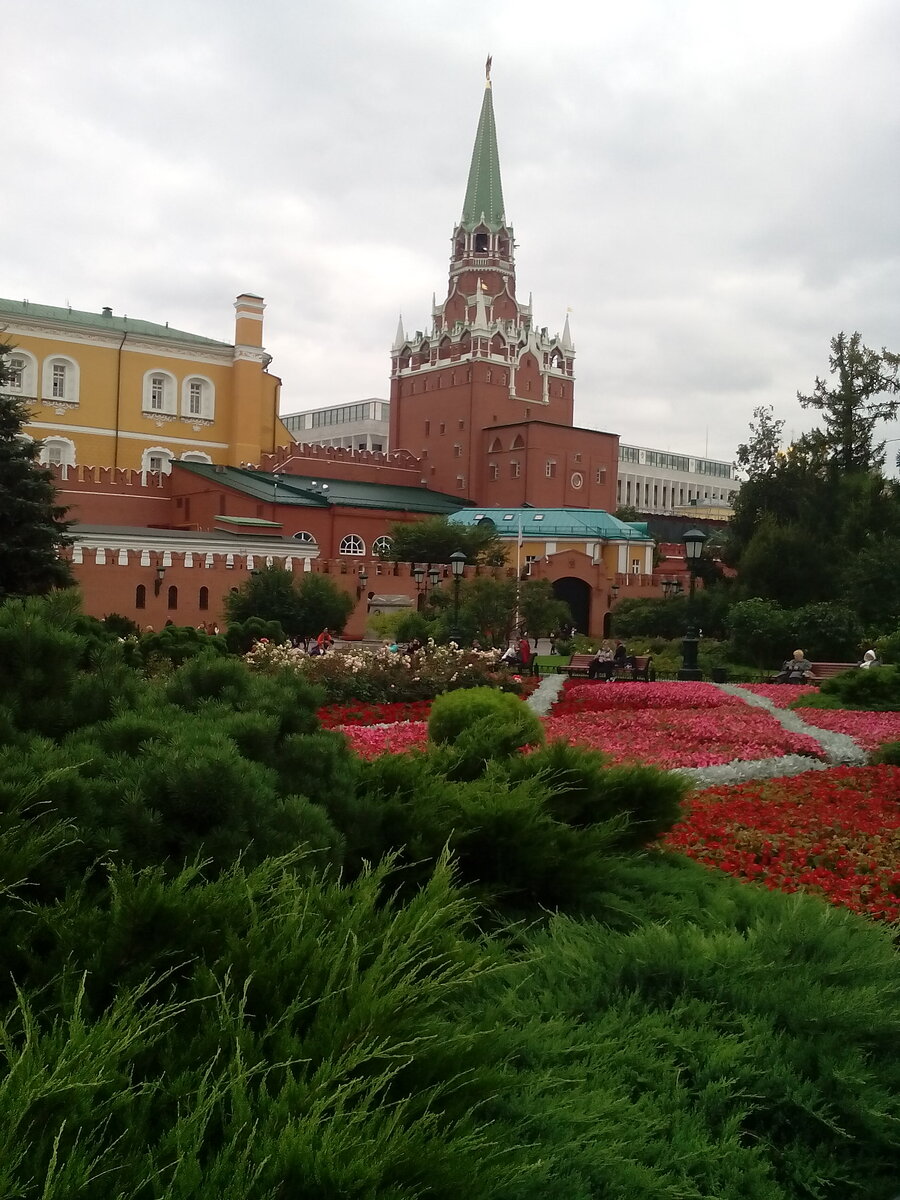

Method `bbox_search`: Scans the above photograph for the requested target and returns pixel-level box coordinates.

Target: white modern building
[616,444,738,515]
[280,399,389,451]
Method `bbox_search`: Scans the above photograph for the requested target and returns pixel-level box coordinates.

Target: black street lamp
[678,528,708,681]
[449,550,467,645]
[357,567,368,598]
[412,563,442,610]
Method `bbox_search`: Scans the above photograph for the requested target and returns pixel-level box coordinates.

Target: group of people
[307,628,334,656]
[498,633,534,671]
[588,641,636,680]
[772,647,881,684]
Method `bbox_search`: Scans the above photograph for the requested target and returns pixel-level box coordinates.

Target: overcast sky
[6,0,900,468]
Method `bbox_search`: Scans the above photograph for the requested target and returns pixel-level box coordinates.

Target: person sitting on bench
[773,649,815,684]
[588,642,615,680]
[613,641,638,673]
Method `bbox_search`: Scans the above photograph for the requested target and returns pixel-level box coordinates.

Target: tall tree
[224,565,354,641]
[798,332,900,472]
[735,405,785,479]
[0,345,73,600]
[383,515,505,566]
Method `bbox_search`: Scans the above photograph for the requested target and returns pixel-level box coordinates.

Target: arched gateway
[552,576,591,634]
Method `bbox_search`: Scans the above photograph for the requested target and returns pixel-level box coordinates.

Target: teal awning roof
[449,507,653,541]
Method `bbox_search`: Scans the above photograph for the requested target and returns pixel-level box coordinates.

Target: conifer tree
[0,343,73,599]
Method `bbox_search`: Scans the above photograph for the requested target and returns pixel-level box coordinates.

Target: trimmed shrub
[223,616,286,654]
[428,687,544,749]
[792,663,900,712]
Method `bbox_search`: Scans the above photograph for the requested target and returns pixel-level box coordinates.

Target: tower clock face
[571,471,584,489]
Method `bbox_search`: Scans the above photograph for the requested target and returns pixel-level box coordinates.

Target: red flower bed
[542,708,824,768]
[737,683,819,706]
[318,700,432,728]
[793,708,900,751]
[553,680,744,715]
[337,721,429,758]
[665,766,900,921]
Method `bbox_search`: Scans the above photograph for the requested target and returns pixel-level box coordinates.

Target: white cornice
[26,419,229,448]
[4,320,234,365]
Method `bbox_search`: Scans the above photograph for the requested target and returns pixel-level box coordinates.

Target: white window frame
[41,355,80,405]
[39,436,76,469]
[180,451,212,463]
[5,349,38,396]
[141,446,175,476]
[372,535,392,556]
[292,530,316,544]
[181,375,215,420]
[142,369,177,416]
[339,534,365,556]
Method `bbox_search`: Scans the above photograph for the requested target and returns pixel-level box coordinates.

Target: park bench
[809,661,857,681]
[564,654,655,682]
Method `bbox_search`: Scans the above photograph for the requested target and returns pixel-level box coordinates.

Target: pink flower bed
[556,681,742,713]
[542,708,824,769]
[794,708,900,752]
[737,683,819,707]
[337,721,429,759]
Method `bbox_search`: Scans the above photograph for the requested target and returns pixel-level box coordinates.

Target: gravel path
[523,675,869,787]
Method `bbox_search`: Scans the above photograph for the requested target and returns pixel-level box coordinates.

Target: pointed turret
[561,313,573,351]
[392,314,406,350]
[460,56,506,231]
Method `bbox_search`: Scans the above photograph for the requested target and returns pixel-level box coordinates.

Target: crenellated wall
[259,441,424,486]
[51,464,173,525]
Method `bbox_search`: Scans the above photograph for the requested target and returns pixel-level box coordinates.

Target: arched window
[181,376,215,420]
[339,534,365,556]
[180,451,212,464]
[488,438,503,453]
[373,535,392,556]
[6,350,37,396]
[135,584,146,610]
[510,434,525,450]
[39,436,76,468]
[142,447,175,475]
[41,355,80,405]
[167,585,178,610]
[198,586,209,611]
[292,530,316,544]
[142,369,177,415]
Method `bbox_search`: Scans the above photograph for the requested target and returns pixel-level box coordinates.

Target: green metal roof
[460,76,506,231]
[176,462,468,515]
[449,507,653,541]
[0,297,231,348]
[214,514,282,527]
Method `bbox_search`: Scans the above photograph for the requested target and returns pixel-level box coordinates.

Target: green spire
[460,60,506,231]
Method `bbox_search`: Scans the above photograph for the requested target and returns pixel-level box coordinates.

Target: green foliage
[224,565,354,641]
[875,627,900,664]
[726,598,789,667]
[140,623,228,666]
[797,330,900,472]
[223,615,286,654]
[0,357,74,599]
[792,663,900,712]
[519,579,570,639]
[428,687,544,750]
[787,601,862,661]
[737,517,834,606]
[871,740,900,764]
[736,403,785,478]
[384,514,505,566]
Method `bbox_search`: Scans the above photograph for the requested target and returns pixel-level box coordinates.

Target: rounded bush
[428,687,544,750]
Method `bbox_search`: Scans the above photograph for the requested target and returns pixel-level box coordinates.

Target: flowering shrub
[555,680,743,715]
[793,707,900,752]
[542,707,824,768]
[665,766,900,921]
[736,683,819,707]
[244,640,524,704]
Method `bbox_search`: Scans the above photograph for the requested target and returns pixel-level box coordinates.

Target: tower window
[545,459,557,479]
[510,460,520,479]
[474,233,488,253]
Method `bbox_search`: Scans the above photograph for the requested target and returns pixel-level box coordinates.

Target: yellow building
[0,293,290,472]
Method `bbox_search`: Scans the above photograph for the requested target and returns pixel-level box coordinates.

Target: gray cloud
[6,0,900,469]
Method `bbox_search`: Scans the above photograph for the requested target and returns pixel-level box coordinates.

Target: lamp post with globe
[449,550,467,646]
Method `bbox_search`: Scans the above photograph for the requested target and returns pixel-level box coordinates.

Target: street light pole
[449,550,467,646]
[678,528,707,681]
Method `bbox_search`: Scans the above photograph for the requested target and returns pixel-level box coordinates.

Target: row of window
[619,445,735,478]
[37,437,212,473]
[136,584,212,611]
[5,351,216,420]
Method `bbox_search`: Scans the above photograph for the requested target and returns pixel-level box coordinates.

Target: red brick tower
[390,59,617,510]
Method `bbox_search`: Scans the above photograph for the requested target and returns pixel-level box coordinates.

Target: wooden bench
[564,654,655,682]
[809,662,857,681]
